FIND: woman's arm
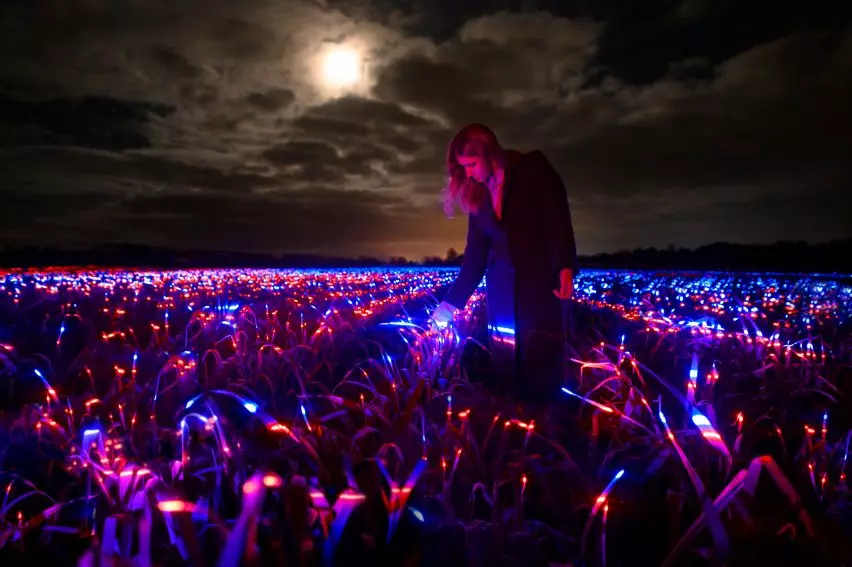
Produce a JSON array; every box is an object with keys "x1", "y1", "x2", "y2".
[{"x1": 442, "y1": 213, "x2": 490, "y2": 310}]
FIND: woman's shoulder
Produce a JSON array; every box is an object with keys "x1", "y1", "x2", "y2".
[
  {"x1": 508, "y1": 149, "x2": 553, "y2": 176},
  {"x1": 507, "y1": 148, "x2": 548, "y2": 162},
  {"x1": 523, "y1": 149, "x2": 551, "y2": 166}
]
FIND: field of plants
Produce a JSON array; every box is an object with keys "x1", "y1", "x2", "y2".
[{"x1": 0, "y1": 267, "x2": 850, "y2": 566}]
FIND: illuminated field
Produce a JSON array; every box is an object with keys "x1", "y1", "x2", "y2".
[{"x1": 0, "y1": 267, "x2": 849, "y2": 565}]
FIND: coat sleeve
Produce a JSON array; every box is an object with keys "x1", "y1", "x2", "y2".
[
  {"x1": 533, "y1": 151, "x2": 579, "y2": 275},
  {"x1": 442, "y1": 213, "x2": 489, "y2": 309}
]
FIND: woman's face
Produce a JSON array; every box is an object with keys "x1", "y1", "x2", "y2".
[{"x1": 457, "y1": 155, "x2": 490, "y2": 185}]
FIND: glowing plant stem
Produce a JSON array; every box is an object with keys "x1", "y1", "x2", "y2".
[
  {"x1": 659, "y1": 410, "x2": 729, "y2": 557},
  {"x1": 581, "y1": 469, "x2": 624, "y2": 559},
  {"x1": 602, "y1": 503, "x2": 608, "y2": 567},
  {"x1": 562, "y1": 387, "x2": 653, "y2": 434},
  {"x1": 687, "y1": 352, "x2": 698, "y2": 405},
  {"x1": 734, "y1": 412, "x2": 744, "y2": 453},
  {"x1": 33, "y1": 369, "x2": 59, "y2": 404}
]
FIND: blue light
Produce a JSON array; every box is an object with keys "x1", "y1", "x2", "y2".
[
  {"x1": 409, "y1": 508, "x2": 424, "y2": 522},
  {"x1": 691, "y1": 413, "x2": 712, "y2": 427},
  {"x1": 380, "y1": 320, "x2": 419, "y2": 328},
  {"x1": 243, "y1": 401, "x2": 258, "y2": 414}
]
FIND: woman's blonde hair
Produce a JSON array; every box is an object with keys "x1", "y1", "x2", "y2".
[{"x1": 442, "y1": 123, "x2": 505, "y2": 216}]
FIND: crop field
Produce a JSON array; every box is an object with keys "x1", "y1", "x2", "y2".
[{"x1": 0, "y1": 267, "x2": 850, "y2": 566}]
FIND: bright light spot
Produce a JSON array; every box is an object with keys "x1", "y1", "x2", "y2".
[
  {"x1": 243, "y1": 401, "x2": 258, "y2": 414},
  {"x1": 691, "y1": 413, "x2": 712, "y2": 428},
  {"x1": 322, "y1": 47, "x2": 361, "y2": 87},
  {"x1": 158, "y1": 500, "x2": 193, "y2": 513},
  {"x1": 263, "y1": 474, "x2": 281, "y2": 488}
]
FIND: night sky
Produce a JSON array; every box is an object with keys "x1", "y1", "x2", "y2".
[{"x1": 1, "y1": 1, "x2": 851, "y2": 260}]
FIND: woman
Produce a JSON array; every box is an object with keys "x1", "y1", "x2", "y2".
[{"x1": 430, "y1": 123, "x2": 578, "y2": 403}]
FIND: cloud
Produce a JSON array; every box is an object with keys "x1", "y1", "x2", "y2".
[
  {"x1": 374, "y1": 12, "x2": 601, "y2": 124},
  {"x1": 548, "y1": 31, "x2": 852, "y2": 193},
  {"x1": 0, "y1": 94, "x2": 174, "y2": 151},
  {"x1": 0, "y1": 147, "x2": 277, "y2": 195},
  {"x1": 245, "y1": 88, "x2": 296, "y2": 111}
]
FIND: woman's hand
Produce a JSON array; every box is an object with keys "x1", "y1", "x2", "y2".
[
  {"x1": 429, "y1": 301, "x2": 456, "y2": 327},
  {"x1": 553, "y1": 268, "x2": 574, "y2": 300}
]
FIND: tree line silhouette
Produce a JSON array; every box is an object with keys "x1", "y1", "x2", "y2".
[{"x1": 0, "y1": 239, "x2": 850, "y2": 274}]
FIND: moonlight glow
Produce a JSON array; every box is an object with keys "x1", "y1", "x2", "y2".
[{"x1": 322, "y1": 47, "x2": 361, "y2": 88}]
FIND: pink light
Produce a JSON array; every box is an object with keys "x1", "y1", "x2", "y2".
[
  {"x1": 158, "y1": 500, "x2": 194, "y2": 513},
  {"x1": 263, "y1": 474, "x2": 281, "y2": 488}
]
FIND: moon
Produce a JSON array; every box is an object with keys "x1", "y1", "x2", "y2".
[{"x1": 322, "y1": 47, "x2": 362, "y2": 88}]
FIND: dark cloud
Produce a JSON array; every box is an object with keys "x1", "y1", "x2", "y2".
[
  {"x1": 543, "y1": 31, "x2": 852, "y2": 195},
  {"x1": 263, "y1": 141, "x2": 340, "y2": 167},
  {"x1": 588, "y1": 0, "x2": 852, "y2": 85},
  {"x1": 307, "y1": 96, "x2": 433, "y2": 130},
  {"x1": 0, "y1": 147, "x2": 277, "y2": 194},
  {"x1": 0, "y1": 95, "x2": 174, "y2": 151},
  {"x1": 245, "y1": 88, "x2": 296, "y2": 111},
  {"x1": 0, "y1": 0, "x2": 850, "y2": 258},
  {"x1": 148, "y1": 45, "x2": 205, "y2": 80},
  {"x1": 180, "y1": 84, "x2": 219, "y2": 107},
  {"x1": 291, "y1": 96, "x2": 435, "y2": 141},
  {"x1": 261, "y1": 140, "x2": 373, "y2": 183},
  {"x1": 374, "y1": 55, "x2": 472, "y2": 115},
  {"x1": 276, "y1": 96, "x2": 449, "y2": 188},
  {"x1": 207, "y1": 16, "x2": 280, "y2": 60}
]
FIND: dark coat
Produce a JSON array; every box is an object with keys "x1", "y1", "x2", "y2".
[{"x1": 443, "y1": 149, "x2": 578, "y2": 399}]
